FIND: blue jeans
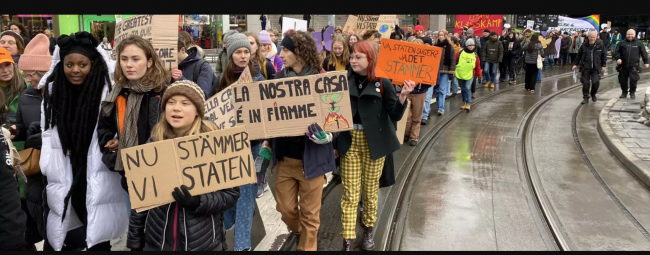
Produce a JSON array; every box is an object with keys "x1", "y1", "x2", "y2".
[
  {"x1": 224, "y1": 143, "x2": 261, "y2": 250},
  {"x1": 537, "y1": 69, "x2": 542, "y2": 81},
  {"x1": 484, "y1": 62, "x2": 498, "y2": 83},
  {"x1": 435, "y1": 73, "x2": 451, "y2": 112},
  {"x1": 450, "y1": 76, "x2": 458, "y2": 95},
  {"x1": 422, "y1": 82, "x2": 434, "y2": 120},
  {"x1": 459, "y1": 78, "x2": 473, "y2": 104}
]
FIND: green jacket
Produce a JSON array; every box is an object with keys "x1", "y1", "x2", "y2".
[
  {"x1": 335, "y1": 73, "x2": 407, "y2": 160},
  {"x1": 214, "y1": 50, "x2": 228, "y2": 76}
]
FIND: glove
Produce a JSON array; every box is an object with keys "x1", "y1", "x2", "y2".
[
  {"x1": 258, "y1": 146, "x2": 272, "y2": 175},
  {"x1": 305, "y1": 123, "x2": 332, "y2": 145},
  {"x1": 172, "y1": 185, "x2": 200, "y2": 210}
]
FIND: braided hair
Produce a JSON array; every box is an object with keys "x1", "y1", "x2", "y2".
[{"x1": 43, "y1": 31, "x2": 111, "y2": 223}]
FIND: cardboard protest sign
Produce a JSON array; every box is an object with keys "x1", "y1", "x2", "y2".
[
  {"x1": 375, "y1": 39, "x2": 442, "y2": 85},
  {"x1": 343, "y1": 15, "x2": 395, "y2": 38},
  {"x1": 236, "y1": 65, "x2": 254, "y2": 84},
  {"x1": 121, "y1": 126, "x2": 255, "y2": 212},
  {"x1": 396, "y1": 101, "x2": 410, "y2": 144},
  {"x1": 204, "y1": 71, "x2": 353, "y2": 140},
  {"x1": 282, "y1": 17, "x2": 308, "y2": 36},
  {"x1": 454, "y1": 15, "x2": 504, "y2": 36},
  {"x1": 114, "y1": 15, "x2": 179, "y2": 70}
]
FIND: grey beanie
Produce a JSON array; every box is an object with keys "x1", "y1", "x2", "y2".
[
  {"x1": 465, "y1": 38, "x2": 475, "y2": 46},
  {"x1": 223, "y1": 30, "x2": 238, "y2": 45},
  {"x1": 467, "y1": 28, "x2": 474, "y2": 35},
  {"x1": 226, "y1": 33, "x2": 252, "y2": 59}
]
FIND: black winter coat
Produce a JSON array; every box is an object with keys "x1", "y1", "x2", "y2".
[
  {"x1": 0, "y1": 128, "x2": 26, "y2": 251},
  {"x1": 560, "y1": 36, "x2": 571, "y2": 53},
  {"x1": 97, "y1": 87, "x2": 165, "y2": 190},
  {"x1": 14, "y1": 86, "x2": 42, "y2": 142},
  {"x1": 614, "y1": 39, "x2": 649, "y2": 68},
  {"x1": 127, "y1": 186, "x2": 240, "y2": 251},
  {"x1": 335, "y1": 71, "x2": 407, "y2": 160},
  {"x1": 574, "y1": 40, "x2": 607, "y2": 72},
  {"x1": 504, "y1": 38, "x2": 522, "y2": 59}
]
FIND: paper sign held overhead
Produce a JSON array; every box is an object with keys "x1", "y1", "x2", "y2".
[
  {"x1": 121, "y1": 126, "x2": 255, "y2": 212},
  {"x1": 204, "y1": 71, "x2": 353, "y2": 140},
  {"x1": 282, "y1": 17, "x2": 308, "y2": 36},
  {"x1": 375, "y1": 39, "x2": 442, "y2": 86},
  {"x1": 454, "y1": 15, "x2": 504, "y2": 36},
  {"x1": 114, "y1": 15, "x2": 179, "y2": 70},
  {"x1": 343, "y1": 15, "x2": 395, "y2": 38}
]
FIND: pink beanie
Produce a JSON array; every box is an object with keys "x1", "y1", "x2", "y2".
[
  {"x1": 19, "y1": 34, "x2": 52, "y2": 72},
  {"x1": 258, "y1": 30, "x2": 273, "y2": 45}
]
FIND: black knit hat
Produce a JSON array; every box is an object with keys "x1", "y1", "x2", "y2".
[
  {"x1": 56, "y1": 31, "x2": 100, "y2": 61},
  {"x1": 483, "y1": 29, "x2": 491, "y2": 33},
  {"x1": 490, "y1": 31, "x2": 498, "y2": 37}
]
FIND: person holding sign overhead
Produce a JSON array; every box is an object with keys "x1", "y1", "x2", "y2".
[
  {"x1": 40, "y1": 31, "x2": 126, "y2": 251},
  {"x1": 97, "y1": 35, "x2": 171, "y2": 199},
  {"x1": 401, "y1": 38, "x2": 432, "y2": 146},
  {"x1": 336, "y1": 40, "x2": 412, "y2": 251},
  {"x1": 270, "y1": 30, "x2": 332, "y2": 251},
  {"x1": 210, "y1": 32, "x2": 266, "y2": 252},
  {"x1": 126, "y1": 80, "x2": 239, "y2": 251}
]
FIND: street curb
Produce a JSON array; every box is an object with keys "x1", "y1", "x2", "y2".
[{"x1": 597, "y1": 97, "x2": 650, "y2": 189}]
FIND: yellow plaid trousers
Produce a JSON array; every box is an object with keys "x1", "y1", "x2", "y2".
[{"x1": 340, "y1": 129, "x2": 386, "y2": 240}]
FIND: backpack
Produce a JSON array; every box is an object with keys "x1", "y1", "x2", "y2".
[
  {"x1": 261, "y1": 59, "x2": 269, "y2": 79},
  {"x1": 192, "y1": 59, "x2": 219, "y2": 96}
]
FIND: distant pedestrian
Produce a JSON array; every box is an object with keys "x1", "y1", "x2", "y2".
[
  {"x1": 523, "y1": 33, "x2": 544, "y2": 93},
  {"x1": 260, "y1": 15, "x2": 267, "y2": 30},
  {"x1": 573, "y1": 31, "x2": 607, "y2": 104},
  {"x1": 613, "y1": 29, "x2": 649, "y2": 99}
]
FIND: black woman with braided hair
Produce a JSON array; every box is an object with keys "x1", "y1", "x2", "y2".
[{"x1": 40, "y1": 31, "x2": 128, "y2": 251}]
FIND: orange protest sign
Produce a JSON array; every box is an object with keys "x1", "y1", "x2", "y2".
[{"x1": 375, "y1": 38, "x2": 442, "y2": 85}]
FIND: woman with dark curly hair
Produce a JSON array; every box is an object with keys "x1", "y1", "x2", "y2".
[
  {"x1": 269, "y1": 30, "x2": 332, "y2": 251},
  {"x1": 9, "y1": 23, "x2": 30, "y2": 45},
  {"x1": 40, "y1": 31, "x2": 127, "y2": 251}
]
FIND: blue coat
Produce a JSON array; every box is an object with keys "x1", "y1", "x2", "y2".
[{"x1": 179, "y1": 48, "x2": 214, "y2": 98}]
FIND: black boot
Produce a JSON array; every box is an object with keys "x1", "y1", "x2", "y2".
[
  {"x1": 592, "y1": 94, "x2": 597, "y2": 102},
  {"x1": 581, "y1": 98, "x2": 589, "y2": 105},
  {"x1": 361, "y1": 225, "x2": 375, "y2": 251},
  {"x1": 620, "y1": 92, "x2": 627, "y2": 98},
  {"x1": 343, "y1": 239, "x2": 354, "y2": 251},
  {"x1": 631, "y1": 93, "x2": 636, "y2": 99}
]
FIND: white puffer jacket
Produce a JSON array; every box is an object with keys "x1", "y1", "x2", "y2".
[{"x1": 39, "y1": 44, "x2": 127, "y2": 251}]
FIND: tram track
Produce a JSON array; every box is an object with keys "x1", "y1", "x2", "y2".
[{"x1": 382, "y1": 69, "x2": 636, "y2": 251}]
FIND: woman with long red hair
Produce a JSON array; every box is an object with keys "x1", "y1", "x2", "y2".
[{"x1": 334, "y1": 40, "x2": 414, "y2": 251}]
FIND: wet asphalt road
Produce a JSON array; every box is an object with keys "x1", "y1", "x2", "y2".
[
  {"x1": 394, "y1": 67, "x2": 650, "y2": 250},
  {"x1": 531, "y1": 75, "x2": 650, "y2": 250},
  {"x1": 270, "y1": 63, "x2": 650, "y2": 251},
  {"x1": 281, "y1": 65, "x2": 585, "y2": 251}
]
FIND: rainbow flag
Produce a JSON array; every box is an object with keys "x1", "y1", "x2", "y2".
[{"x1": 577, "y1": 15, "x2": 600, "y2": 32}]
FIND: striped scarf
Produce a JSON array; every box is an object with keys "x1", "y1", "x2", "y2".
[{"x1": 101, "y1": 82, "x2": 152, "y2": 171}]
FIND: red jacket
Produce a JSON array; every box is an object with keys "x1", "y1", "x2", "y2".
[{"x1": 455, "y1": 50, "x2": 483, "y2": 78}]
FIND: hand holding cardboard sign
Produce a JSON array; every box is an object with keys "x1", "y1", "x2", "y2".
[
  {"x1": 306, "y1": 123, "x2": 332, "y2": 145},
  {"x1": 399, "y1": 80, "x2": 416, "y2": 104},
  {"x1": 172, "y1": 185, "x2": 200, "y2": 210}
]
